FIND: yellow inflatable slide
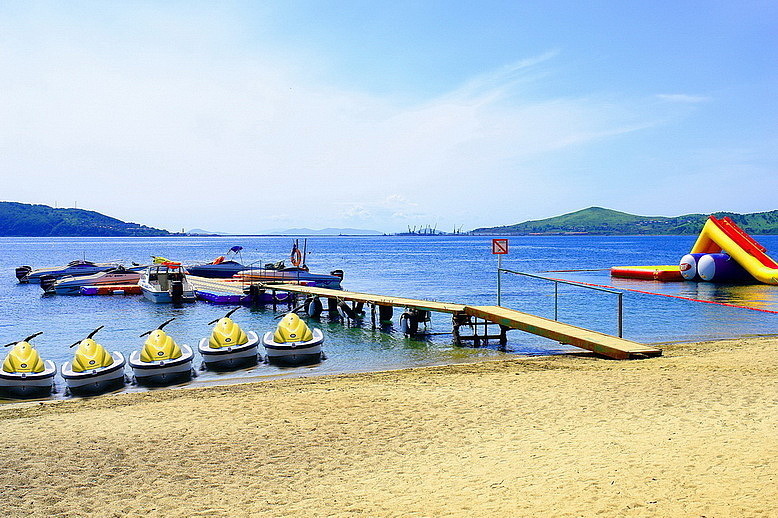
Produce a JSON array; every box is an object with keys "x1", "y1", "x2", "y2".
[{"x1": 690, "y1": 216, "x2": 778, "y2": 285}]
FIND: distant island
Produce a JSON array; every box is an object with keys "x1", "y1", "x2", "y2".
[
  {"x1": 0, "y1": 202, "x2": 171, "y2": 237},
  {"x1": 471, "y1": 207, "x2": 778, "y2": 235}
]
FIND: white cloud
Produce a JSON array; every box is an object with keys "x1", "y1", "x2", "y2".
[{"x1": 0, "y1": 6, "x2": 669, "y2": 233}]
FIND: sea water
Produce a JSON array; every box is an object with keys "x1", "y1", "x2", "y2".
[{"x1": 1, "y1": 235, "x2": 776, "y2": 399}]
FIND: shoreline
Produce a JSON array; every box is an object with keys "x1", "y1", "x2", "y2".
[{"x1": 2, "y1": 336, "x2": 776, "y2": 517}]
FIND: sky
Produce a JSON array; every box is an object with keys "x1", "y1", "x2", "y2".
[{"x1": 1, "y1": 1, "x2": 776, "y2": 234}]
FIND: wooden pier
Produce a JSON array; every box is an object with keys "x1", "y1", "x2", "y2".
[{"x1": 204, "y1": 280, "x2": 662, "y2": 360}]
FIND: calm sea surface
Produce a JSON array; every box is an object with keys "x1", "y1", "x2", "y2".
[{"x1": 1, "y1": 235, "x2": 776, "y2": 400}]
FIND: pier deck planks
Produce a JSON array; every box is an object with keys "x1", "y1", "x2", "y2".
[
  {"x1": 254, "y1": 283, "x2": 467, "y2": 314},
  {"x1": 188, "y1": 276, "x2": 246, "y2": 295},
  {"x1": 188, "y1": 280, "x2": 662, "y2": 360}
]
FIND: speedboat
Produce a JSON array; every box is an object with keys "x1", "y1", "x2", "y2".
[
  {"x1": 262, "y1": 313, "x2": 324, "y2": 366},
  {"x1": 187, "y1": 259, "x2": 245, "y2": 278},
  {"x1": 198, "y1": 307, "x2": 260, "y2": 370},
  {"x1": 41, "y1": 265, "x2": 144, "y2": 295},
  {"x1": 0, "y1": 332, "x2": 56, "y2": 398},
  {"x1": 129, "y1": 318, "x2": 194, "y2": 386},
  {"x1": 60, "y1": 326, "x2": 126, "y2": 395},
  {"x1": 16, "y1": 260, "x2": 122, "y2": 284},
  {"x1": 186, "y1": 246, "x2": 246, "y2": 278},
  {"x1": 237, "y1": 265, "x2": 344, "y2": 289},
  {"x1": 139, "y1": 262, "x2": 196, "y2": 303}
]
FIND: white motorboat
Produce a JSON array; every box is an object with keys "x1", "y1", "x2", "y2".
[
  {"x1": 262, "y1": 313, "x2": 324, "y2": 366},
  {"x1": 60, "y1": 326, "x2": 126, "y2": 395},
  {"x1": 129, "y1": 319, "x2": 194, "y2": 386},
  {"x1": 41, "y1": 265, "x2": 144, "y2": 295},
  {"x1": 198, "y1": 308, "x2": 260, "y2": 370},
  {"x1": 139, "y1": 262, "x2": 196, "y2": 303},
  {"x1": 0, "y1": 332, "x2": 56, "y2": 399}
]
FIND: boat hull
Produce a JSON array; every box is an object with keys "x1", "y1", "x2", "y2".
[
  {"x1": 129, "y1": 345, "x2": 194, "y2": 386},
  {"x1": 60, "y1": 352, "x2": 127, "y2": 395},
  {"x1": 0, "y1": 361, "x2": 56, "y2": 398},
  {"x1": 21, "y1": 263, "x2": 120, "y2": 284},
  {"x1": 186, "y1": 261, "x2": 245, "y2": 279},
  {"x1": 141, "y1": 288, "x2": 197, "y2": 303},
  {"x1": 198, "y1": 332, "x2": 260, "y2": 370},
  {"x1": 262, "y1": 329, "x2": 324, "y2": 366},
  {"x1": 48, "y1": 270, "x2": 142, "y2": 295}
]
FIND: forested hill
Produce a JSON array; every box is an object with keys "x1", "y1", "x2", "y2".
[
  {"x1": 471, "y1": 207, "x2": 778, "y2": 235},
  {"x1": 0, "y1": 202, "x2": 171, "y2": 236}
]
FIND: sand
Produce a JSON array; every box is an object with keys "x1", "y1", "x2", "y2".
[{"x1": 1, "y1": 336, "x2": 776, "y2": 517}]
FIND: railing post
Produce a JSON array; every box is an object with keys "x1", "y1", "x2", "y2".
[
  {"x1": 554, "y1": 282, "x2": 558, "y2": 321},
  {"x1": 617, "y1": 292, "x2": 623, "y2": 338},
  {"x1": 497, "y1": 256, "x2": 502, "y2": 306}
]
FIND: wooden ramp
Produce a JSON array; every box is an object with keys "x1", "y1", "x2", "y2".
[{"x1": 466, "y1": 306, "x2": 662, "y2": 360}]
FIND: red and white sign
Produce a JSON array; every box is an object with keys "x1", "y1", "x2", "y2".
[{"x1": 492, "y1": 238, "x2": 509, "y2": 255}]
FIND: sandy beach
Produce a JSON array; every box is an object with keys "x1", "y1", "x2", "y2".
[{"x1": 1, "y1": 336, "x2": 776, "y2": 517}]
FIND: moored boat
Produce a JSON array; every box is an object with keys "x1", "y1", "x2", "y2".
[
  {"x1": 0, "y1": 332, "x2": 56, "y2": 398},
  {"x1": 60, "y1": 326, "x2": 126, "y2": 395},
  {"x1": 186, "y1": 246, "x2": 246, "y2": 278},
  {"x1": 129, "y1": 318, "x2": 194, "y2": 386},
  {"x1": 198, "y1": 307, "x2": 260, "y2": 370},
  {"x1": 262, "y1": 313, "x2": 324, "y2": 366},
  {"x1": 139, "y1": 262, "x2": 196, "y2": 303},
  {"x1": 16, "y1": 260, "x2": 122, "y2": 284},
  {"x1": 41, "y1": 265, "x2": 145, "y2": 295}
]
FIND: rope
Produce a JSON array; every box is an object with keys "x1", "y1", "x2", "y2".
[
  {"x1": 547, "y1": 277, "x2": 778, "y2": 315},
  {"x1": 541, "y1": 268, "x2": 612, "y2": 272}
]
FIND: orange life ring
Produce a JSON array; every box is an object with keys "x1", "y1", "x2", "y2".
[
  {"x1": 213, "y1": 256, "x2": 225, "y2": 265},
  {"x1": 290, "y1": 249, "x2": 303, "y2": 267}
]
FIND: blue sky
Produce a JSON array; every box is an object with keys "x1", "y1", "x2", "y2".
[{"x1": 1, "y1": 1, "x2": 775, "y2": 233}]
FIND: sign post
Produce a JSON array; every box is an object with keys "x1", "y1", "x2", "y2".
[{"x1": 492, "y1": 238, "x2": 509, "y2": 305}]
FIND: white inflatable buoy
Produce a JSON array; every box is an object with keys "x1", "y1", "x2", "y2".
[{"x1": 679, "y1": 253, "x2": 705, "y2": 281}]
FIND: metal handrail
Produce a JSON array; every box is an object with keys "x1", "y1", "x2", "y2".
[{"x1": 498, "y1": 268, "x2": 623, "y2": 337}]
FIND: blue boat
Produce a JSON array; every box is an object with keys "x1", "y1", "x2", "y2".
[
  {"x1": 185, "y1": 246, "x2": 246, "y2": 278},
  {"x1": 16, "y1": 260, "x2": 122, "y2": 284},
  {"x1": 186, "y1": 260, "x2": 246, "y2": 278}
]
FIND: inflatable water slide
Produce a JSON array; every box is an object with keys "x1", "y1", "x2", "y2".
[{"x1": 611, "y1": 215, "x2": 778, "y2": 285}]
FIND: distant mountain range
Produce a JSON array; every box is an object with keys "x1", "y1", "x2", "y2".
[
  {"x1": 471, "y1": 207, "x2": 778, "y2": 235},
  {"x1": 4, "y1": 201, "x2": 776, "y2": 238},
  {"x1": 0, "y1": 202, "x2": 171, "y2": 237},
  {"x1": 188, "y1": 227, "x2": 383, "y2": 236},
  {"x1": 266, "y1": 227, "x2": 383, "y2": 236}
]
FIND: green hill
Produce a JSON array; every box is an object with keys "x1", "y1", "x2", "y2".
[
  {"x1": 471, "y1": 207, "x2": 778, "y2": 235},
  {"x1": 0, "y1": 202, "x2": 171, "y2": 237}
]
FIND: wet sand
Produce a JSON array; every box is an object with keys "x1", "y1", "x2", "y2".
[{"x1": 1, "y1": 336, "x2": 776, "y2": 517}]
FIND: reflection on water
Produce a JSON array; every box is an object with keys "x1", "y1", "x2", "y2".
[{"x1": 1, "y1": 235, "x2": 776, "y2": 401}]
